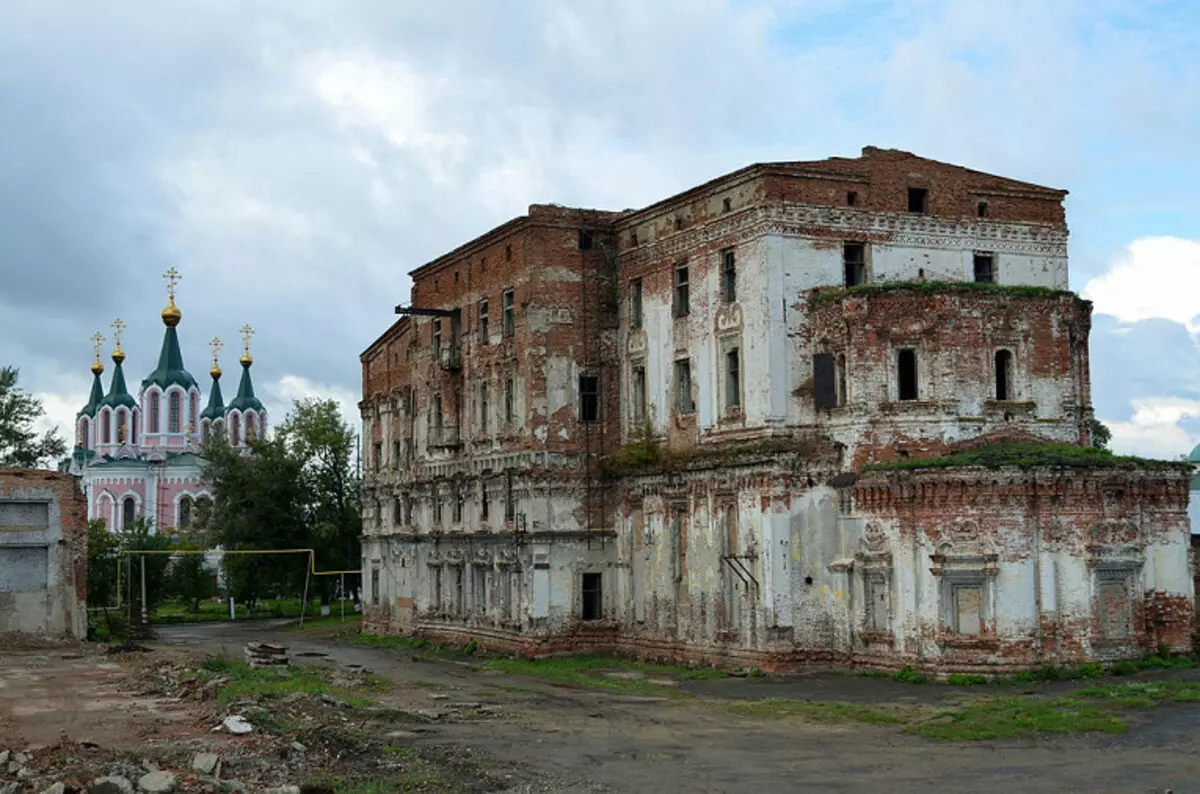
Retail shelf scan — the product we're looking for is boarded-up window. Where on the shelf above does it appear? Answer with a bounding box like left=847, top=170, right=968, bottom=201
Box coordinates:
left=0, top=547, right=48, bottom=591
left=0, top=502, right=49, bottom=531
left=1098, top=578, right=1132, bottom=639
left=813, top=353, right=837, bottom=410
left=866, top=574, right=889, bottom=632
left=953, top=584, right=982, bottom=635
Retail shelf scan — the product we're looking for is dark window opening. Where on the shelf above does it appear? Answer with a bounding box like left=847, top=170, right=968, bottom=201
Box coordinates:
left=393, top=498, right=403, bottom=525
left=579, top=374, right=600, bottom=422
left=674, top=217, right=683, bottom=231
left=392, top=440, right=400, bottom=470
left=374, top=442, right=382, bottom=472
left=722, top=197, right=732, bottom=213
left=977, top=201, right=989, bottom=218
left=725, top=349, right=741, bottom=409
left=846, top=190, right=858, bottom=206
left=813, top=353, right=837, bottom=410
left=630, top=230, right=639, bottom=246
left=673, top=265, right=690, bottom=317
left=995, top=349, right=1013, bottom=401
left=505, top=375, right=515, bottom=424
left=907, top=187, right=928, bottom=213
left=432, top=318, right=442, bottom=355
left=973, top=253, right=995, bottom=284
left=122, top=497, right=136, bottom=528
left=578, top=229, right=593, bottom=250
left=480, top=383, right=489, bottom=431
left=477, top=299, right=489, bottom=344
left=898, top=349, right=918, bottom=401
left=505, top=244, right=512, bottom=261
left=721, top=248, right=736, bottom=302
left=843, top=242, right=866, bottom=287
left=630, top=278, right=643, bottom=329
left=481, top=484, right=490, bottom=521
left=837, top=353, right=847, bottom=406
left=505, top=470, right=515, bottom=521
left=632, top=365, right=647, bottom=422
left=454, top=270, right=459, bottom=283
left=581, top=572, right=602, bottom=621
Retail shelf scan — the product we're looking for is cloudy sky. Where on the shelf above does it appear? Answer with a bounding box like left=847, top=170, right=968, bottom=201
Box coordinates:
left=3, top=0, right=1199, bottom=459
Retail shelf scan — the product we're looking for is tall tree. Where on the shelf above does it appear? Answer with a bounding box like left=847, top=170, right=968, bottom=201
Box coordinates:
left=0, top=366, right=66, bottom=467
left=121, top=517, right=173, bottom=613
left=201, top=433, right=308, bottom=607
left=87, top=518, right=120, bottom=608
left=276, top=398, right=362, bottom=605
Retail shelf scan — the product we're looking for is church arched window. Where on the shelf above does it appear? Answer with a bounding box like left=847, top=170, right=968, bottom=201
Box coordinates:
left=190, top=399, right=199, bottom=438
left=101, top=409, right=112, bottom=444
left=180, top=496, right=193, bottom=529
left=122, top=497, right=136, bottom=529
left=79, top=417, right=90, bottom=450
left=168, top=392, right=182, bottom=433
left=230, top=413, right=241, bottom=446
left=149, top=392, right=160, bottom=433
left=116, top=409, right=128, bottom=444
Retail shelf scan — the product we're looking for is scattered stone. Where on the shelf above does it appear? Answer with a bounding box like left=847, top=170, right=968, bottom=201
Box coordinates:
left=137, top=770, right=177, bottom=793
left=141, top=759, right=159, bottom=773
left=14, top=752, right=29, bottom=765
left=6, top=760, right=20, bottom=774
left=40, top=784, right=65, bottom=794
left=191, top=752, right=220, bottom=777
left=428, top=693, right=449, bottom=701
left=281, top=692, right=309, bottom=705
left=274, top=669, right=292, bottom=679
left=220, top=715, right=253, bottom=735
left=289, top=741, right=306, bottom=755
left=0, top=750, right=8, bottom=766
left=0, top=784, right=17, bottom=794
left=244, top=642, right=288, bottom=668
left=261, top=787, right=300, bottom=794
left=218, top=780, right=247, bottom=793
left=90, top=776, right=135, bottom=794
left=318, top=694, right=345, bottom=708
left=17, top=766, right=33, bottom=779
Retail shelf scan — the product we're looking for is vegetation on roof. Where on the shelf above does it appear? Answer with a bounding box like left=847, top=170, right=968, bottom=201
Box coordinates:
left=810, top=280, right=1080, bottom=305
left=602, top=425, right=824, bottom=478
left=864, top=443, right=1187, bottom=473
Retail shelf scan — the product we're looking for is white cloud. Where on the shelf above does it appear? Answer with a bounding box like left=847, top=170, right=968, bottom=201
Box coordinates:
left=33, top=389, right=89, bottom=449
left=270, top=374, right=360, bottom=433
left=1106, top=396, right=1200, bottom=460
left=1082, top=237, right=1200, bottom=331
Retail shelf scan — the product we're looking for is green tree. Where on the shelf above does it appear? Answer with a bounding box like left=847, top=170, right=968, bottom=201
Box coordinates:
left=168, top=530, right=215, bottom=612
left=87, top=518, right=119, bottom=608
left=0, top=366, right=66, bottom=467
left=201, top=433, right=308, bottom=608
left=120, top=517, right=172, bottom=615
left=1088, top=417, right=1112, bottom=451
left=276, top=398, right=362, bottom=606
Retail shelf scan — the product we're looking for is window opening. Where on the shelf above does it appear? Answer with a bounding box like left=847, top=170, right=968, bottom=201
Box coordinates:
left=813, top=353, right=837, bottom=410
left=722, top=197, right=732, bottom=213
left=578, top=229, right=593, bottom=250
left=721, top=248, right=736, bottom=302
left=432, top=318, right=442, bottom=355
left=843, top=242, right=866, bottom=287
left=995, top=349, right=1013, bottom=401
left=675, top=359, right=694, bottom=414
left=837, top=353, right=847, bottom=407
left=973, top=252, right=995, bottom=284
left=393, top=497, right=403, bottom=525
left=673, top=265, right=690, bottom=317
left=504, top=470, right=515, bottom=521
left=977, top=201, right=988, bottom=218
left=477, top=299, right=489, bottom=344
left=897, top=349, right=918, bottom=401
left=631, top=365, right=647, bottom=422
left=149, top=393, right=160, bottom=433
left=581, top=573, right=602, bottom=621
left=122, top=497, right=136, bottom=528
left=480, top=383, right=489, bottom=431
left=907, top=187, right=928, bottom=213
left=579, top=375, right=600, bottom=422
left=630, top=278, right=643, bottom=329
left=847, top=190, right=858, bottom=206
left=725, top=349, right=741, bottom=409
left=504, top=375, right=515, bottom=424
left=371, top=568, right=380, bottom=605
left=502, top=290, right=515, bottom=337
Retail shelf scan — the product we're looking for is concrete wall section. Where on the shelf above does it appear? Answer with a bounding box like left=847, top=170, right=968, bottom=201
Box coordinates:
left=0, top=468, right=88, bottom=638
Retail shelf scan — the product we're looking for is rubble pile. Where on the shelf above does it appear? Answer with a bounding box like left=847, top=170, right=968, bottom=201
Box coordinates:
left=243, top=643, right=289, bottom=669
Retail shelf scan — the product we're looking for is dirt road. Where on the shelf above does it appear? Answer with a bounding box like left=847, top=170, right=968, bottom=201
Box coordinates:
left=141, top=620, right=1200, bottom=794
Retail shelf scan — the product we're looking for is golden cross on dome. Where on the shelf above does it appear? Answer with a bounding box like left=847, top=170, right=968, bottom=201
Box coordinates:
left=110, top=318, right=126, bottom=350
left=210, top=336, right=223, bottom=365
left=163, top=266, right=182, bottom=301
left=90, top=331, right=105, bottom=361
left=239, top=324, right=254, bottom=356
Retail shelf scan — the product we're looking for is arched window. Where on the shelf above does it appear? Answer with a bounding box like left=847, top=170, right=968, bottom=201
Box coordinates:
left=79, top=418, right=90, bottom=450
left=149, top=392, right=160, bottom=433
left=122, top=497, right=136, bottom=529
left=230, top=413, right=241, bottom=446
left=190, top=399, right=199, bottom=437
left=200, top=419, right=209, bottom=446
left=180, top=496, right=193, bottom=529
left=245, top=412, right=257, bottom=441
left=132, top=412, right=139, bottom=444
left=116, top=408, right=128, bottom=444
left=101, top=410, right=111, bottom=444
left=168, top=391, right=182, bottom=433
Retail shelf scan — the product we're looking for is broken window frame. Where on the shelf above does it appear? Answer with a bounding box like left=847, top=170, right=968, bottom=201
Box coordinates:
left=502, top=290, right=515, bottom=337
left=674, top=358, right=695, bottom=415
left=843, top=242, right=866, bottom=287
left=629, top=278, right=643, bottom=329
left=631, top=363, right=647, bottom=423
left=477, top=299, right=489, bottom=345
left=432, top=318, right=442, bottom=356
left=907, top=187, right=929, bottom=213
left=721, top=248, right=736, bottom=303
left=504, top=374, right=515, bottom=425
left=579, top=374, right=600, bottom=423
left=725, top=348, right=741, bottom=410
left=673, top=264, right=690, bottom=318
left=994, top=349, right=1013, bottom=401
left=578, top=229, right=594, bottom=250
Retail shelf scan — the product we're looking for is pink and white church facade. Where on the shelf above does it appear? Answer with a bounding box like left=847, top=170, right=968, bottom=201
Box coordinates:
left=64, top=271, right=267, bottom=532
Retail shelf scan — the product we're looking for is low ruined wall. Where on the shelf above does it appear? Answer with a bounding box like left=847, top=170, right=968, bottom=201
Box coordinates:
left=0, top=468, right=88, bottom=638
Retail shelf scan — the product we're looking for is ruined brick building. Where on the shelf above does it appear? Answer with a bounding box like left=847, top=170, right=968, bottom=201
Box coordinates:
left=359, top=147, right=1194, bottom=672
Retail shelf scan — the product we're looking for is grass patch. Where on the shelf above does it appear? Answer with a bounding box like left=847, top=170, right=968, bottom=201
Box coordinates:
left=910, top=697, right=1127, bottom=741
left=197, top=656, right=376, bottom=709
left=1074, top=680, right=1200, bottom=708
left=809, top=279, right=1076, bottom=305
left=725, top=698, right=903, bottom=724
left=280, top=613, right=364, bottom=632
left=482, top=653, right=725, bottom=694
left=946, top=674, right=989, bottom=686
left=893, top=666, right=928, bottom=684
